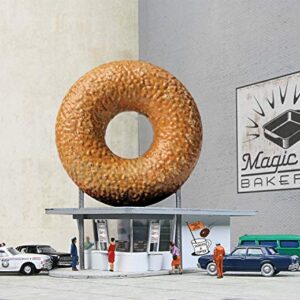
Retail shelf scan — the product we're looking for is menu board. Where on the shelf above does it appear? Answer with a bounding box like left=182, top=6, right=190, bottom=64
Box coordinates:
left=150, top=222, right=160, bottom=243
left=133, top=241, right=148, bottom=252
left=96, top=220, right=108, bottom=243
left=116, top=240, right=130, bottom=252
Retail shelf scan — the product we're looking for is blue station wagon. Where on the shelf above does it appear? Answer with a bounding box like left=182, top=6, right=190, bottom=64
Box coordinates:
left=198, top=245, right=299, bottom=277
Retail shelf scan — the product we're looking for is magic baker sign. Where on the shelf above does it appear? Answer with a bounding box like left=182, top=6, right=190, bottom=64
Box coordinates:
left=237, top=71, right=300, bottom=193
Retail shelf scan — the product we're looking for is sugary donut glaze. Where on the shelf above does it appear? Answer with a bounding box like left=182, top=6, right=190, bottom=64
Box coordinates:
left=56, top=61, right=202, bottom=206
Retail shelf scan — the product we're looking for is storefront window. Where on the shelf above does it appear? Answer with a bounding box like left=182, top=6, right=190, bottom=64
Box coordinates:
left=108, top=219, right=131, bottom=252
left=159, top=220, right=172, bottom=251
left=133, top=220, right=148, bottom=252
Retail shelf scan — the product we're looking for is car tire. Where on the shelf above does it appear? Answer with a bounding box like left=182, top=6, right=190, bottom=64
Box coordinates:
left=20, top=263, right=35, bottom=275
left=261, top=263, right=275, bottom=277
left=206, top=262, right=217, bottom=276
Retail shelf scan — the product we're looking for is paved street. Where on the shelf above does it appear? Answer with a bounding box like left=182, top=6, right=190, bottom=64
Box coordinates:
left=0, top=271, right=299, bottom=300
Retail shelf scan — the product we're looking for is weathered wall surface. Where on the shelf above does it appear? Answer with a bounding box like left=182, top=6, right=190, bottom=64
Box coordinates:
left=0, top=0, right=138, bottom=251
left=139, top=0, right=300, bottom=246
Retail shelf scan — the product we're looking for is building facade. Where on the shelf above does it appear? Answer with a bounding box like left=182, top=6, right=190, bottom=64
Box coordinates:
left=1, top=0, right=299, bottom=252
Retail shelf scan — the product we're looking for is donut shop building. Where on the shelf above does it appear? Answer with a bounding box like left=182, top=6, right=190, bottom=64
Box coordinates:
left=46, top=206, right=255, bottom=272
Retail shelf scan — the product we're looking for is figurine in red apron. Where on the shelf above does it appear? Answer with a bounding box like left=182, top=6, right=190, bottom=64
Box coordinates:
left=108, top=237, right=116, bottom=272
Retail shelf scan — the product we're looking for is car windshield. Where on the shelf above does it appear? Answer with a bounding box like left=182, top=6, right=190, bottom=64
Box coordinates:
left=267, top=247, right=278, bottom=255
left=38, top=246, right=57, bottom=254
left=7, top=247, right=20, bottom=256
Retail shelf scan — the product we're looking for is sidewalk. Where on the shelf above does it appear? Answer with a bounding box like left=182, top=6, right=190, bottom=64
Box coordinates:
left=49, top=268, right=200, bottom=279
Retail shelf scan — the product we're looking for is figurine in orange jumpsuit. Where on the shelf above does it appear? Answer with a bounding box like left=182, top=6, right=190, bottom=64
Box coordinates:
left=213, top=243, right=225, bottom=278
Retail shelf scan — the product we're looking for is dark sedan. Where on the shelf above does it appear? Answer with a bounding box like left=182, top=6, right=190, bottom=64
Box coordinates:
left=198, top=245, right=299, bottom=277
left=16, top=245, right=72, bottom=268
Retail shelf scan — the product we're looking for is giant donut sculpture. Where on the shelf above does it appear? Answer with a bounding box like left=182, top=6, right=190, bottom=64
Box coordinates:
left=56, top=61, right=202, bottom=206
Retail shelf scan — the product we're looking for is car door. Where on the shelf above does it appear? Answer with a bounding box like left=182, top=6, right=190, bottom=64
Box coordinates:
left=225, top=248, right=247, bottom=271
left=0, top=250, right=14, bottom=271
left=245, top=248, right=265, bottom=271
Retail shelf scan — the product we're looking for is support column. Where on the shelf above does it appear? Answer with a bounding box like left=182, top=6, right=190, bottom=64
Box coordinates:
left=175, top=189, right=183, bottom=269
left=78, top=189, right=85, bottom=270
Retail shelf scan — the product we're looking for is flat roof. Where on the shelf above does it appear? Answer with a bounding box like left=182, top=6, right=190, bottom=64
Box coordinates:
left=45, top=207, right=256, bottom=219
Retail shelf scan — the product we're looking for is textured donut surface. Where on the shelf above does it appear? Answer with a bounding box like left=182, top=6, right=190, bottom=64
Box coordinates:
left=56, top=61, right=202, bottom=206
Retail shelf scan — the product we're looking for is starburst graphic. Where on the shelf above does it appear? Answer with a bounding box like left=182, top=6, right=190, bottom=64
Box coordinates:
left=244, top=83, right=297, bottom=144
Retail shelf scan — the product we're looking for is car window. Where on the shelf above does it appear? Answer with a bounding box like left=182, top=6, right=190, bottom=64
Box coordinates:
left=241, top=241, right=256, bottom=246
left=279, top=240, right=299, bottom=248
left=247, top=248, right=263, bottom=256
left=0, top=250, right=8, bottom=257
left=231, top=248, right=247, bottom=256
left=7, top=248, right=19, bottom=256
left=267, top=247, right=278, bottom=255
left=38, top=246, right=56, bottom=254
left=27, top=246, right=37, bottom=253
left=20, top=247, right=27, bottom=253
left=259, top=240, right=277, bottom=247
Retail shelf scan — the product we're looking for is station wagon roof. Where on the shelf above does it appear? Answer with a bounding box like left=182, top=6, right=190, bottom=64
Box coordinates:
left=236, top=245, right=270, bottom=248
left=240, top=234, right=300, bottom=240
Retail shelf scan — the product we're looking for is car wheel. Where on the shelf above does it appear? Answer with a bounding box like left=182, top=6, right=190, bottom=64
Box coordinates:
left=261, top=263, right=275, bottom=277
left=21, top=263, right=35, bottom=275
left=206, top=262, right=217, bottom=276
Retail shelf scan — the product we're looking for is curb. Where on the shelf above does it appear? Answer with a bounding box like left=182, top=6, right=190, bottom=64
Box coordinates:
left=49, top=268, right=201, bottom=279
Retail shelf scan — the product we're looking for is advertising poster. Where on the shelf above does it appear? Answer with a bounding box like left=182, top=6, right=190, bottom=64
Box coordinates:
left=237, top=71, right=300, bottom=192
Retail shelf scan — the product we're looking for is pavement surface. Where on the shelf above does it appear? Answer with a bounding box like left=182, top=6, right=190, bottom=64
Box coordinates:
left=48, top=268, right=199, bottom=279
left=0, top=270, right=299, bottom=300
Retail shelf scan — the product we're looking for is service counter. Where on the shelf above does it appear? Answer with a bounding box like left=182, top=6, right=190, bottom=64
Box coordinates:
left=85, top=250, right=167, bottom=272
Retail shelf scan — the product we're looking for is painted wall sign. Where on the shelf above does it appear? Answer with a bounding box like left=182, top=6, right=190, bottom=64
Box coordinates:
left=237, top=71, right=300, bottom=192
left=187, top=221, right=212, bottom=256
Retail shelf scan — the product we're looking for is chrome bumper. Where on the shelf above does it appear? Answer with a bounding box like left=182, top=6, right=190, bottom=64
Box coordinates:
left=43, top=261, right=53, bottom=271
left=288, top=262, right=299, bottom=271
left=58, top=261, right=72, bottom=267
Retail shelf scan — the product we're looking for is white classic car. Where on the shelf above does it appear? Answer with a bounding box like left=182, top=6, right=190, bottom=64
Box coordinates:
left=0, top=246, right=52, bottom=275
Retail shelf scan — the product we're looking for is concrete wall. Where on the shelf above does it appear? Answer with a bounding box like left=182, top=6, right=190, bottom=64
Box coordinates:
left=0, top=0, right=138, bottom=251
left=139, top=0, right=300, bottom=247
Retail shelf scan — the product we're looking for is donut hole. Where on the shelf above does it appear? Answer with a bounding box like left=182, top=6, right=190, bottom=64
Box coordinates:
left=105, top=111, right=153, bottom=159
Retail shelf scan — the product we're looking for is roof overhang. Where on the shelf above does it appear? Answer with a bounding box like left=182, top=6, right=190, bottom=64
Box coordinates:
left=45, top=207, right=257, bottom=220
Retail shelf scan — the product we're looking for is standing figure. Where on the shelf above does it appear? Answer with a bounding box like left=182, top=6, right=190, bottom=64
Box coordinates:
left=70, top=237, right=78, bottom=271
left=169, top=241, right=182, bottom=274
left=108, top=237, right=116, bottom=272
left=213, top=243, right=225, bottom=278
left=84, top=236, right=94, bottom=250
